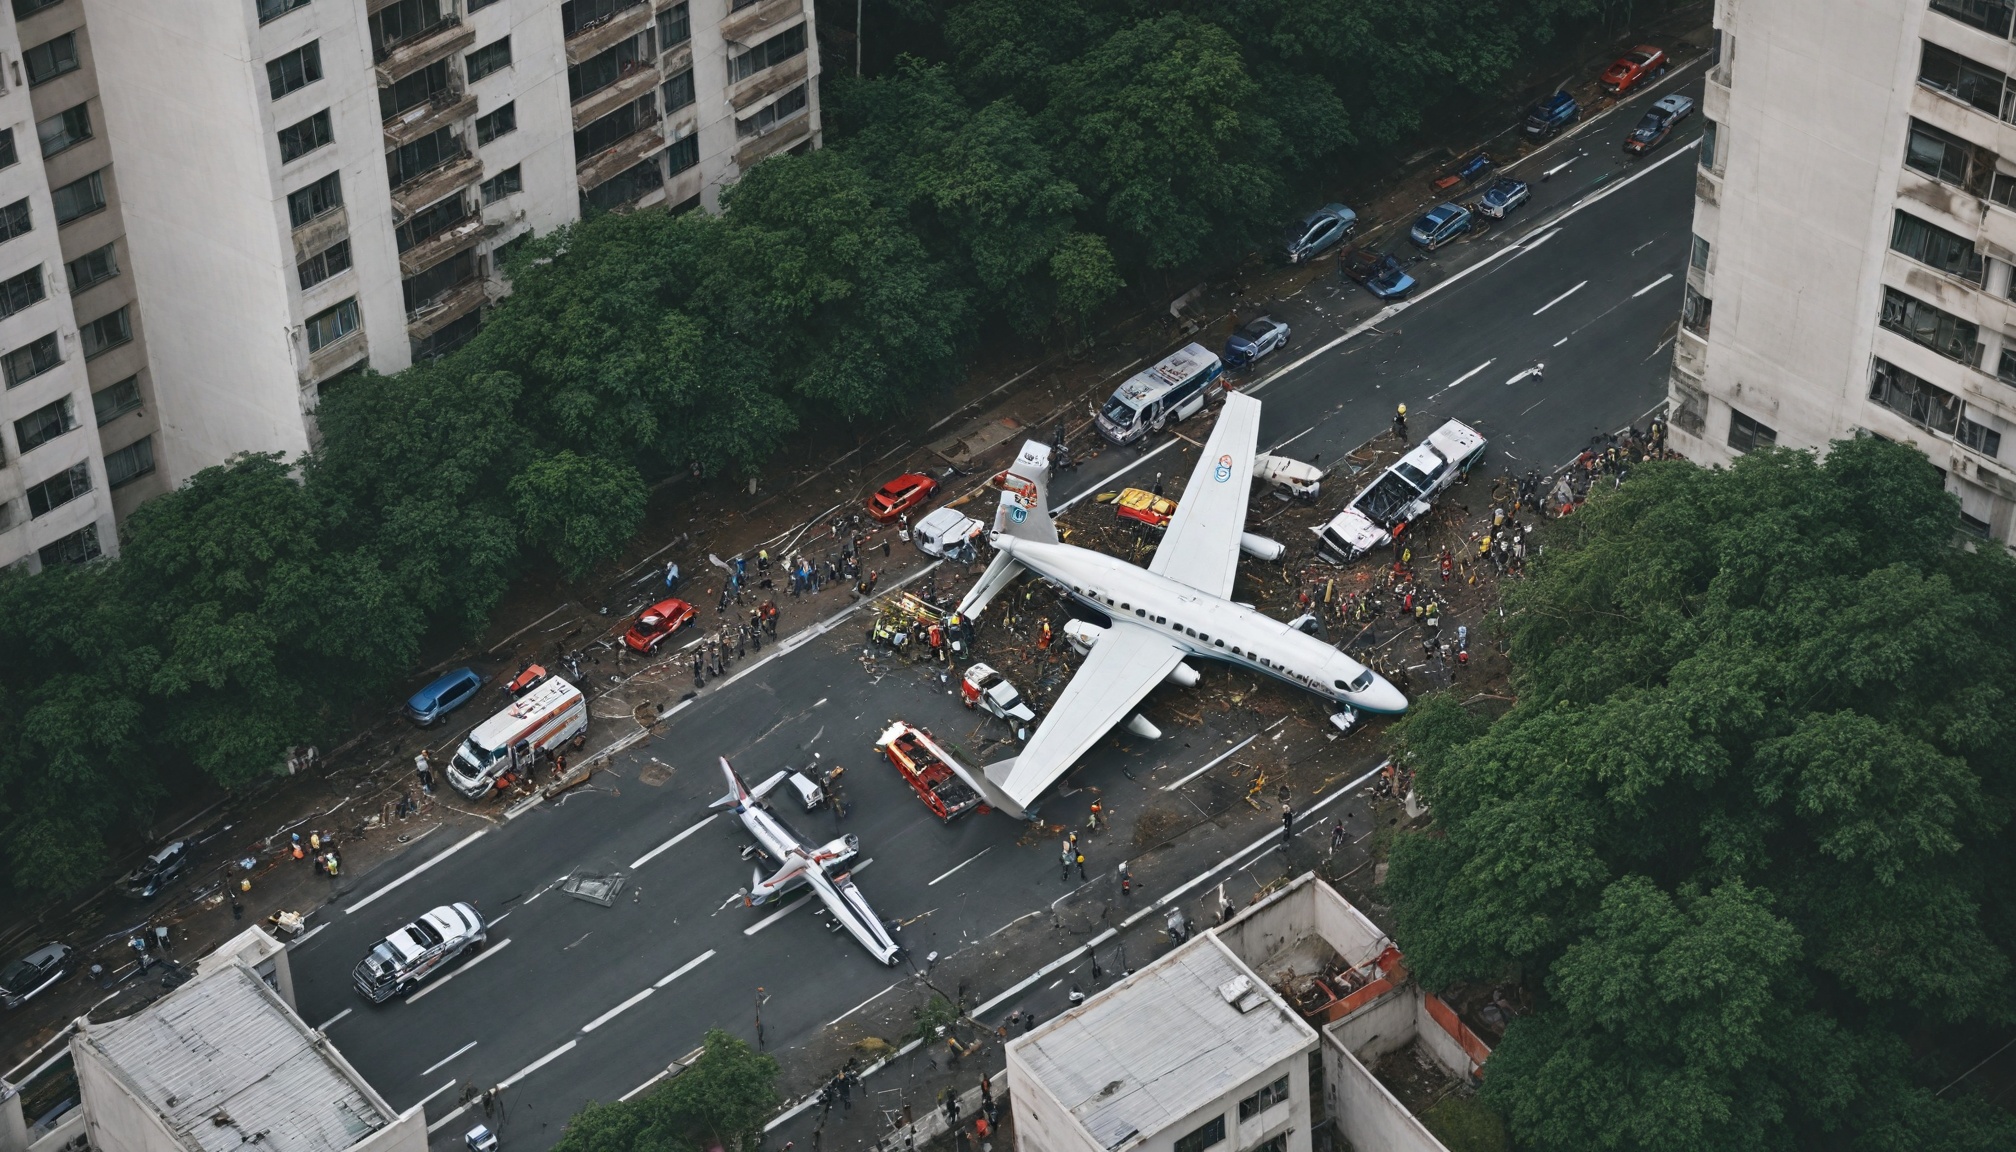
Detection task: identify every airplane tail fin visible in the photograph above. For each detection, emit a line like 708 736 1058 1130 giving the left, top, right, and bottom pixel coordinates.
709 757 751 810
973 756 1033 820
988 441 1058 546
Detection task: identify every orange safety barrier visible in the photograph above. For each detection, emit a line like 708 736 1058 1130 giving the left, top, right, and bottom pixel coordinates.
1424 993 1493 1072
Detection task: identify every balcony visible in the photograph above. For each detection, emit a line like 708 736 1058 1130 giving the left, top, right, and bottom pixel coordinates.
407 276 487 337
577 127 663 189
567 3 653 66
1695 165 1719 208
729 54 806 113
572 63 657 126
722 0 802 48
399 214 485 277
384 88 475 149
375 19 475 85
391 152 482 215
735 112 811 168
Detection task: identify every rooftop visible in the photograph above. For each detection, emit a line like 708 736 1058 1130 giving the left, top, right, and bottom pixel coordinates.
78 962 394 1152
1015 935 1316 1151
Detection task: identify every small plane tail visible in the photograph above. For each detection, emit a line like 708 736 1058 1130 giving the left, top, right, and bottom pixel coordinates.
974 756 1033 820
709 756 751 811
988 441 1058 547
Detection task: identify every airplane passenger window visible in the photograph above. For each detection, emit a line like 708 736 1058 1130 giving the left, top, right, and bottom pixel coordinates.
1214 639 1224 647
1136 609 1146 617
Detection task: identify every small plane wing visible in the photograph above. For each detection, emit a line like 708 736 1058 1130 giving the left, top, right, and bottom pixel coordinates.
805 866 902 966
1148 392 1264 599
987 624 1186 810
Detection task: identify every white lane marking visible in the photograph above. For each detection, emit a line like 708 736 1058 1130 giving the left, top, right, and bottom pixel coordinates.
1542 154 1580 178
415 1079 458 1110
346 828 490 915
404 938 511 1004
989 910 1042 937
1532 280 1587 315
1645 335 1675 360
287 923 327 950
421 1041 479 1076
764 1039 926 1132
827 979 904 1027
929 848 992 886
426 1104 470 1134
1442 359 1494 391
498 1040 577 1089
630 815 719 870
1553 336 1569 347
1505 365 1545 386
1632 272 1674 297
653 949 716 988
582 987 657 1033
314 1008 352 1032
1268 426 1316 453
622 1069 672 1102
1165 717 1286 790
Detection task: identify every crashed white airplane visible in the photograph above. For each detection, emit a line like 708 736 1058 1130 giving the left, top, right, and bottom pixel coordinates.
711 759 902 965
952 392 1408 818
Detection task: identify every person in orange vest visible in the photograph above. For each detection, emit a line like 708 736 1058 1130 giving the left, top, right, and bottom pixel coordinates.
1037 618 1053 649
929 621 945 662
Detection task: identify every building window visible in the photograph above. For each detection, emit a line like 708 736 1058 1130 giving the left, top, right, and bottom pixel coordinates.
561 0 643 36
469 0 500 10
66 242 117 295
386 125 464 188
1727 408 1777 454
381 58 452 121
50 171 103 224
736 84 807 138
92 375 140 424
1237 1076 1290 1121
403 247 479 314
258 0 311 23
658 3 690 49
1960 509 1994 538
581 157 661 212
306 297 359 351
412 307 483 361
568 35 648 101
80 306 131 359
26 460 90 518
575 94 654 158
13 0 65 18
0 265 45 319
1932 0 2016 40
1881 285 1981 364
1961 416 2003 458
24 32 78 87
476 101 516 145
730 0 760 10
1690 234 1710 271
1681 285 1712 336
666 131 698 174
1905 118 1975 187
663 67 695 111
35 103 89 158
1174 1116 1226 1152
480 164 522 203
397 193 470 252
287 171 343 226
1890 210 1984 283
728 23 805 83
1919 42 2012 121
38 522 101 567
1870 357 1963 435
267 40 323 100
279 109 334 163
1699 119 1717 171
467 37 512 81
104 435 154 487
491 230 530 268
4 333 60 386
298 238 352 289
370 0 450 60
0 128 16 170
0 199 31 244
14 395 75 453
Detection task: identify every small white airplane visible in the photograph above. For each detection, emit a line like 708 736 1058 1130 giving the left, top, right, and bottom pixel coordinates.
710 758 903 966
953 392 1408 818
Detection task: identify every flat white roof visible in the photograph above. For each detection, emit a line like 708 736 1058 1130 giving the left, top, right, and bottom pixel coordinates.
1016 937 1315 1151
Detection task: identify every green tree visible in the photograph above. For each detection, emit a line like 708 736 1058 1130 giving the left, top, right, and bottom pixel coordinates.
510 451 650 581
1384 439 2016 1152
552 1029 778 1152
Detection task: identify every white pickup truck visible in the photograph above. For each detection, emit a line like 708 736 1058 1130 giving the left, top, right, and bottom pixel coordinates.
913 506 986 559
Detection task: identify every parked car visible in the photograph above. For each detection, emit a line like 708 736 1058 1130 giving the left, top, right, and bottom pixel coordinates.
1652 93 1695 123
1364 254 1417 300
1410 203 1473 250
913 506 986 559
1339 245 1385 284
1 943 75 1009
1523 90 1581 139
867 472 939 522
1600 45 1668 94
352 903 486 1003
623 597 697 653
1223 316 1290 367
407 666 483 726
1284 204 1357 263
120 840 191 900
1624 108 1676 155
1478 177 1531 219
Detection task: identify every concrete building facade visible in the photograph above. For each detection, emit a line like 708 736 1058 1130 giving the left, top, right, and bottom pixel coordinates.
0 0 820 571
1670 0 2016 544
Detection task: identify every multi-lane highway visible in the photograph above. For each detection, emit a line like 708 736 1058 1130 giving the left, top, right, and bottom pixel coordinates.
281 84 1704 1149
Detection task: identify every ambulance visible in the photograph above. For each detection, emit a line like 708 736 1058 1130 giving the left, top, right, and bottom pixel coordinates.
445 676 587 799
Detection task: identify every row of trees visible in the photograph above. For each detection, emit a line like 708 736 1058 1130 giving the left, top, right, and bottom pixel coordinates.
0 0 1619 898
1383 438 2016 1150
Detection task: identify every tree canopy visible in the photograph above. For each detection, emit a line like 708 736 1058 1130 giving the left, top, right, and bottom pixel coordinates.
551 1029 778 1152
1384 438 2016 1152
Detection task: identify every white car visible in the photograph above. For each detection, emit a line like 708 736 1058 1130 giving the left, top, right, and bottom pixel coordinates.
961 663 1037 726
913 506 986 559
352 902 486 1003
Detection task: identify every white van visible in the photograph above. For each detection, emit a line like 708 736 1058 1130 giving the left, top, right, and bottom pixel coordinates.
1094 343 1225 446
913 506 986 558
446 676 587 798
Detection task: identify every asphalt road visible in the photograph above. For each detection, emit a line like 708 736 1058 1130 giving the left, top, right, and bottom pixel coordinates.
279 88 1703 1150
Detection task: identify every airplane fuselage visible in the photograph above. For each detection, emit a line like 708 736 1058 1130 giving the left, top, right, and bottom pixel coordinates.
998 536 1408 714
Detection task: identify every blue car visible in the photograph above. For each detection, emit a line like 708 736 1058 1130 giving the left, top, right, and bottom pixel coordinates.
1479 177 1530 219
406 667 483 726
1524 90 1580 139
1410 203 1472 250
1364 255 1416 299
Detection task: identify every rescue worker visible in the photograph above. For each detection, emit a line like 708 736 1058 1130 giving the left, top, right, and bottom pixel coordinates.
1393 403 1408 443
1038 618 1053 649
929 621 946 662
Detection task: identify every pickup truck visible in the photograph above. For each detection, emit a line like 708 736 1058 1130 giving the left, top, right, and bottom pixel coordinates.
352 902 487 1002
1316 419 1487 562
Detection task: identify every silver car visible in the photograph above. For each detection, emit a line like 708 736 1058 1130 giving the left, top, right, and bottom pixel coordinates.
1284 204 1358 263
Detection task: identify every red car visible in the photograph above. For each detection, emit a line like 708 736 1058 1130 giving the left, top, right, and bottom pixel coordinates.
1600 45 1668 94
867 472 939 522
623 598 696 653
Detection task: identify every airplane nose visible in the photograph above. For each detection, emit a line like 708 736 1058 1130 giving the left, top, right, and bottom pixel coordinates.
1365 679 1409 714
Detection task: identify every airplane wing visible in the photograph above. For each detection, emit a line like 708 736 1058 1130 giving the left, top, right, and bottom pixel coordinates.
1147 392 1264 599
987 624 1186 810
805 866 902 966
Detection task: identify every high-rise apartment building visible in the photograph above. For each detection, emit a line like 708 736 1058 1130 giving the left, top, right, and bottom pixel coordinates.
0 0 819 571
1670 0 2016 545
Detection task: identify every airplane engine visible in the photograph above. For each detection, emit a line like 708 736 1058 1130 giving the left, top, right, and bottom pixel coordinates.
1239 532 1287 561
1166 662 1201 688
1126 713 1163 739
814 834 861 865
1063 619 1104 655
